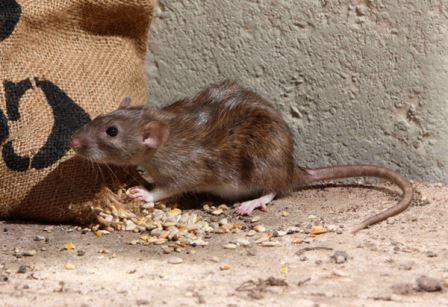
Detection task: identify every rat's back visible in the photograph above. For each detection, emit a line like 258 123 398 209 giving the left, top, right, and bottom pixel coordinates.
163 81 287 138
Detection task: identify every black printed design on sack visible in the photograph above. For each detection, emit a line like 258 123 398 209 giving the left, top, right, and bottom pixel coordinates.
0 0 21 42
0 78 91 172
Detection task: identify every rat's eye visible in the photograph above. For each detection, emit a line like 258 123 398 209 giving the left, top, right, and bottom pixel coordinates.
106 126 118 137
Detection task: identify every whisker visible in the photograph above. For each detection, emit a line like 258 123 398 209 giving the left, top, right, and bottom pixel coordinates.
104 163 120 187
115 146 147 185
89 158 99 184
95 161 106 185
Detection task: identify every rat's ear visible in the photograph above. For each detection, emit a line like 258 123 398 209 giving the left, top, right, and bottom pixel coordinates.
119 96 132 109
141 121 170 149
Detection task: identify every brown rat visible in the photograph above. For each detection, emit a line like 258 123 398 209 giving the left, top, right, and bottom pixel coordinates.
70 81 413 233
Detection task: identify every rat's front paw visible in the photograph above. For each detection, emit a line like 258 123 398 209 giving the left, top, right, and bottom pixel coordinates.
127 186 154 202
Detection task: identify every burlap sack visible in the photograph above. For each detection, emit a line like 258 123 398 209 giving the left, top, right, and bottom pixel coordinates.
0 0 154 222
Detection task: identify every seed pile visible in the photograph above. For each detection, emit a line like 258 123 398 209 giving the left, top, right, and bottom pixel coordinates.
88 188 334 249
90 188 243 247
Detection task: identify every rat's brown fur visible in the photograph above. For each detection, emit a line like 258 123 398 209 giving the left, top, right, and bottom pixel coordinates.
144 81 299 198
71 80 413 233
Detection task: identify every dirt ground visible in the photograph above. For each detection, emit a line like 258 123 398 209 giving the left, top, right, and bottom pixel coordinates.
1 182 447 307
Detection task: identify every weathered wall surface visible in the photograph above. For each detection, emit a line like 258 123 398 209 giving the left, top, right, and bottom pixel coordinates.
146 0 448 182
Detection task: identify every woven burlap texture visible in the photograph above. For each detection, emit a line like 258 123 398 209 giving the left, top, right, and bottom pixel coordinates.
0 0 154 222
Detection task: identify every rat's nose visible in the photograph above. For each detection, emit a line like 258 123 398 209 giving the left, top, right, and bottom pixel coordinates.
70 138 82 149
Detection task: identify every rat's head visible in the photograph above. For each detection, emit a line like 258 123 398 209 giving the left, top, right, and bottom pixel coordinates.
70 97 170 166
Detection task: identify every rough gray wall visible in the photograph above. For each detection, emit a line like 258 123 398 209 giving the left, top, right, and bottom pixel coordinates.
146 0 448 182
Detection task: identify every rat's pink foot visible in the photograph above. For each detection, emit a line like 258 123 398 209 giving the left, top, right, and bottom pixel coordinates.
128 186 153 202
128 186 174 203
235 193 276 215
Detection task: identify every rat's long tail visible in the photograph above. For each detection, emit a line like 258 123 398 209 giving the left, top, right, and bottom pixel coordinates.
297 165 413 234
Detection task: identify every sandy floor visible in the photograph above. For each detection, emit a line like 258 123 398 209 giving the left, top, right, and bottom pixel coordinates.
1 182 447 307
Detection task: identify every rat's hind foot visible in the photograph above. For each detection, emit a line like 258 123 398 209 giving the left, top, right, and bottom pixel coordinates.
128 186 174 203
235 193 276 215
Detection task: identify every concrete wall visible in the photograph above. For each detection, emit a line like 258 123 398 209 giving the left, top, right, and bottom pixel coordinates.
146 0 448 182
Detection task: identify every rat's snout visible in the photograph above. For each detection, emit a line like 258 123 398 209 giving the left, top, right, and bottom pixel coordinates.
70 136 91 153
70 137 82 150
